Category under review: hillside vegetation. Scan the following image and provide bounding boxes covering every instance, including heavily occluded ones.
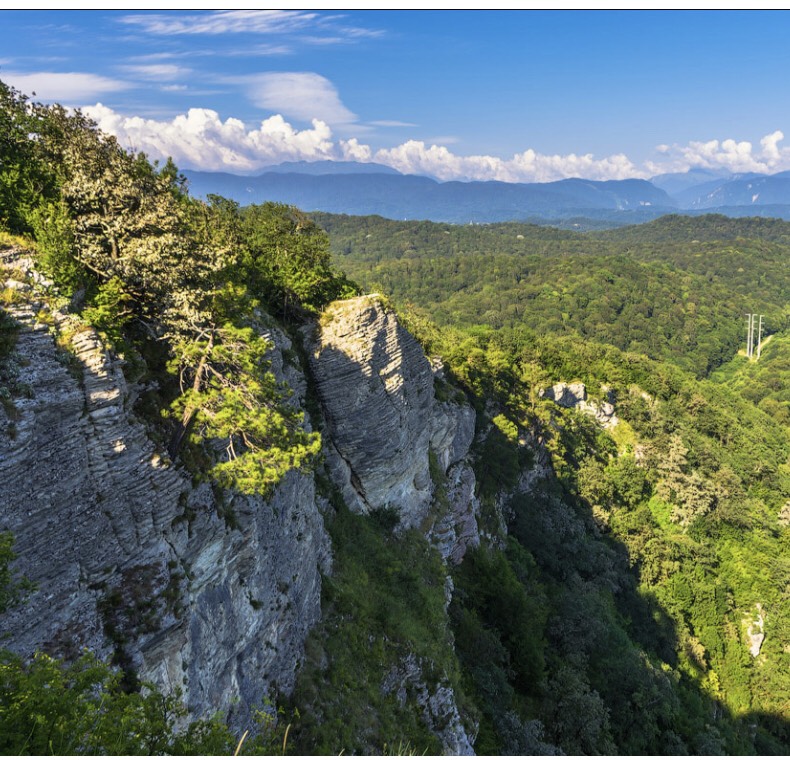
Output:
[316,210,790,752]
[1,77,789,755]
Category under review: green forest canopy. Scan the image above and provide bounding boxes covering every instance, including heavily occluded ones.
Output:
[1,77,789,754]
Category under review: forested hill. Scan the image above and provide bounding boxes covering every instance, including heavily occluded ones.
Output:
[314,212,790,378]
[2,77,789,756]
[597,212,790,244]
[314,208,790,753]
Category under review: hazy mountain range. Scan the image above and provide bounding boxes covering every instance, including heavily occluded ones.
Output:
[182,161,790,224]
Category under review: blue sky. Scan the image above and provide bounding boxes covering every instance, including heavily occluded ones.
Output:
[3,10,790,182]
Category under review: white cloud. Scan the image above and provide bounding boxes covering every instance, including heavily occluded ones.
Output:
[84,105,336,173]
[339,138,373,163]
[231,44,293,57]
[760,130,784,162]
[76,101,790,185]
[82,104,647,183]
[246,72,357,125]
[120,10,318,36]
[2,71,131,102]
[646,130,790,175]
[118,10,380,43]
[369,120,419,128]
[373,141,641,183]
[121,64,191,81]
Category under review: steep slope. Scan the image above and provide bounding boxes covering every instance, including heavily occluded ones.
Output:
[0,249,331,728]
[0,250,483,752]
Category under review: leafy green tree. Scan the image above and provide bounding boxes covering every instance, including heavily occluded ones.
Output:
[0,81,58,233]
[240,203,356,316]
[29,200,82,296]
[168,323,320,494]
[541,665,617,754]
[0,649,299,755]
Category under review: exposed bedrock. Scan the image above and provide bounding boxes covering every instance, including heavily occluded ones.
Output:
[306,295,478,542]
[0,256,330,726]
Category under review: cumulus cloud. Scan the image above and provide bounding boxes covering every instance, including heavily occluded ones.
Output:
[82,104,649,182]
[77,101,790,184]
[374,141,641,183]
[646,131,790,175]
[2,71,131,102]
[84,105,336,173]
[245,72,357,126]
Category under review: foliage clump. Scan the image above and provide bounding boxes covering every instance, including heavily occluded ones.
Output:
[0,77,353,498]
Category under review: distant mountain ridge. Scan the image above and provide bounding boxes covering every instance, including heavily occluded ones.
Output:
[182,161,790,224]
[184,166,676,223]
[259,160,402,176]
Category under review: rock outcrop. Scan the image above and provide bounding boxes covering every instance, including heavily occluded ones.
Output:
[429,462,481,564]
[745,604,765,658]
[541,381,619,428]
[1,264,482,749]
[307,295,479,546]
[0,251,330,728]
[382,653,476,755]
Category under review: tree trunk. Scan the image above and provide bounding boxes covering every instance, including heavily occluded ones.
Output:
[168,332,214,458]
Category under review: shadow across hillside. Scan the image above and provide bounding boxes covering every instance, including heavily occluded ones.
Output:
[451,464,790,755]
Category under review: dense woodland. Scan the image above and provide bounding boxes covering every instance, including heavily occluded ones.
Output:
[313,211,790,752]
[1,78,789,754]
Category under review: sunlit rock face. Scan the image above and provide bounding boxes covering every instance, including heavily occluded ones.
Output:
[1,259,481,748]
[0,251,330,729]
[307,295,477,541]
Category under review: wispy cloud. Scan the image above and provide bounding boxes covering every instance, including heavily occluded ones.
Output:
[423,135,461,145]
[121,64,191,81]
[1,71,131,102]
[126,52,184,62]
[120,10,314,36]
[225,44,294,57]
[245,72,357,126]
[118,10,381,43]
[369,120,419,128]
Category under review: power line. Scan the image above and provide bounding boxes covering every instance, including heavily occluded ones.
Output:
[745,313,765,360]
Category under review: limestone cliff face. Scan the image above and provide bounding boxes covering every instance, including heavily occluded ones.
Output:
[306,295,480,753]
[307,295,478,550]
[0,251,329,727]
[1,263,481,750]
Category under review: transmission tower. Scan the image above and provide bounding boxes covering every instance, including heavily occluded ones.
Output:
[757,314,764,360]
[746,314,752,357]
[745,313,765,360]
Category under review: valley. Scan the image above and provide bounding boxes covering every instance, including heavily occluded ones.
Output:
[1,70,789,756]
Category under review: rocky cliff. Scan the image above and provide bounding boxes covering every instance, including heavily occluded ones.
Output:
[0,256,481,750]
[307,295,478,551]
[0,250,329,728]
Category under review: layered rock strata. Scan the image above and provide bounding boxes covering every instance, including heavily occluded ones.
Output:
[1,263,484,748]
[307,295,480,551]
[0,252,329,727]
